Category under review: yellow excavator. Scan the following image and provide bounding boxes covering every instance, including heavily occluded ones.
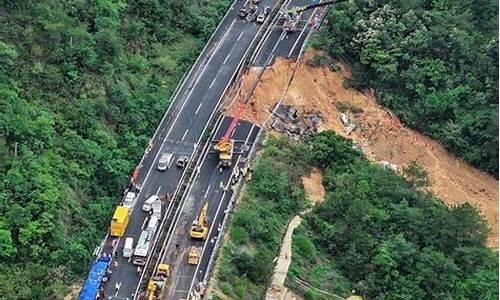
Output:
[189,203,209,240]
[146,264,170,300]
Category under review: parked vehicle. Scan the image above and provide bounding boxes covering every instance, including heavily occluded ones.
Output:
[142,195,159,212]
[110,206,130,237]
[78,256,111,300]
[122,191,136,208]
[238,7,248,18]
[146,216,159,239]
[133,230,150,265]
[123,237,134,258]
[157,152,173,171]
[176,155,189,168]
[256,12,265,23]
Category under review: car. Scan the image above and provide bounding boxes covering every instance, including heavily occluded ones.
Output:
[176,155,189,168]
[157,152,173,171]
[264,6,270,15]
[256,12,265,23]
[122,192,136,208]
[238,7,248,18]
[123,237,134,258]
[247,11,258,22]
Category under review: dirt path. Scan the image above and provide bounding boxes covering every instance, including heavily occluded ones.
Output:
[224,50,499,247]
[265,168,325,300]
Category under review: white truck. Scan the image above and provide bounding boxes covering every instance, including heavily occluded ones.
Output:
[133,230,150,266]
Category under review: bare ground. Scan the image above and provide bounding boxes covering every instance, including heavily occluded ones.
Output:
[223,50,499,247]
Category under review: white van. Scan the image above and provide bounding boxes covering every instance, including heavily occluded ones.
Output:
[157,153,173,171]
[123,237,134,258]
[142,195,159,212]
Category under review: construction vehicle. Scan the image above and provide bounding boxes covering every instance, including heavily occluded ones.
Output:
[110,206,130,237]
[282,0,337,32]
[146,264,170,300]
[189,203,209,240]
[187,246,202,265]
[214,100,248,167]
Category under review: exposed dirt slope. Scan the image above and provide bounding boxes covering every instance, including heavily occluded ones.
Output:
[224,50,499,247]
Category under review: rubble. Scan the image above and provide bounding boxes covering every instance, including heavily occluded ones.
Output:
[270,104,325,139]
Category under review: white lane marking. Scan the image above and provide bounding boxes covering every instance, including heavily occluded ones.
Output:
[236,31,244,41]
[182,129,189,141]
[195,102,203,115]
[209,75,218,89]
[162,20,235,142]
[204,184,212,199]
[141,218,148,230]
[155,186,162,195]
[244,124,256,145]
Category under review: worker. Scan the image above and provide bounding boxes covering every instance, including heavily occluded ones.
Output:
[137,266,142,274]
[113,261,118,268]
[175,243,179,249]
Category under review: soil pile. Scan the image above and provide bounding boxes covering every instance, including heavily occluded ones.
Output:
[224,50,499,247]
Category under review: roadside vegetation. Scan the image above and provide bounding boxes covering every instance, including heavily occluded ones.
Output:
[213,131,498,299]
[213,136,310,299]
[312,0,499,176]
[0,0,231,298]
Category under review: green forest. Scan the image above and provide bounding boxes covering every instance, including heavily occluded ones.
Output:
[0,0,231,298]
[214,132,498,300]
[313,0,499,175]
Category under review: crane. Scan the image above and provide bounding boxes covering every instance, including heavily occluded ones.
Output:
[189,203,209,240]
[282,0,338,32]
[213,100,247,167]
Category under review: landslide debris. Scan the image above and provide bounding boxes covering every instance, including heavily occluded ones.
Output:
[223,50,499,247]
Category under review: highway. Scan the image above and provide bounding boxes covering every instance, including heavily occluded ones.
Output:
[91,0,276,299]
[253,0,321,66]
[144,1,325,299]
[155,117,259,299]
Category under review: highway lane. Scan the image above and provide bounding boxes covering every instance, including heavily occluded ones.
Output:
[89,0,276,299]
[252,0,320,66]
[153,117,260,300]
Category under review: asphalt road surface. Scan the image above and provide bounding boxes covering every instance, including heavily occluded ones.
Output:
[155,2,324,299]
[90,0,276,298]
[158,117,259,300]
[252,0,321,66]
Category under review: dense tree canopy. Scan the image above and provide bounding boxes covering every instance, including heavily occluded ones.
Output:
[289,131,498,299]
[313,0,499,175]
[0,0,231,297]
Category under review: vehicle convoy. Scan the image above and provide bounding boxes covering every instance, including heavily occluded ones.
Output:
[157,152,173,171]
[78,256,111,300]
[189,203,209,240]
[146,264,170,300]
[133,230,151,265]
[187,246,202,265]
[110,206,130,237]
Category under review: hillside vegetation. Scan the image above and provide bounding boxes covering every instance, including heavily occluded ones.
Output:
[288,131,498,299]
[313,0,499,175]
[211,133,498,300]
[0,0,231,298]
